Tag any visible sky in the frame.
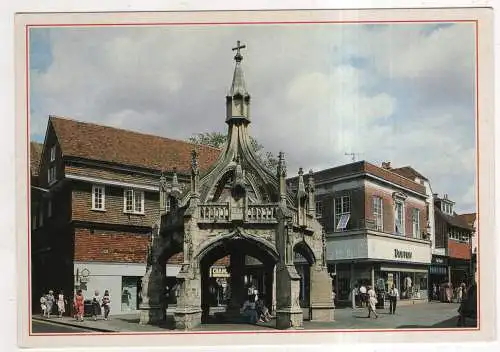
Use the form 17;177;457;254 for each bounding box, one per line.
29;22;476;213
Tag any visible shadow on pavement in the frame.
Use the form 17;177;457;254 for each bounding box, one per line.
397;316;478;329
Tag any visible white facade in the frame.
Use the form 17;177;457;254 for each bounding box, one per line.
74;262;181;316
327;232;431;265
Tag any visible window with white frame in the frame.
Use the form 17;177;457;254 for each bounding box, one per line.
372;196;383;231
315;201;322;218
47;166;56;184
50;146;56;162
48;199;52;218
92;185;105;210
412;208;420;238
334;195;351;231
394;200;404;235
124;189;144;214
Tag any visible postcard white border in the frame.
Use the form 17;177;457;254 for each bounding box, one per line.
11;5;497;351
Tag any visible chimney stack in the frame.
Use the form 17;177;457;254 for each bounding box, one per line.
381;161;391;169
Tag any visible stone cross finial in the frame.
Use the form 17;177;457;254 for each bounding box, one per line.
232;40;246;62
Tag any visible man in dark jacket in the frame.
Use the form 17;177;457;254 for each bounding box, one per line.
457;283;477;327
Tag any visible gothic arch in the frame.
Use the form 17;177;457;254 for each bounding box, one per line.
193;229;279;267
293;240;316;265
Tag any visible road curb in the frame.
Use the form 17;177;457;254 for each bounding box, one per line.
32;317;116;333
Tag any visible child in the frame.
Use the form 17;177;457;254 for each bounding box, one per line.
40;295;47;317
102;290;111;320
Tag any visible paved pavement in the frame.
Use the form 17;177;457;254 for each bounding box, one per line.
31;302;476;334
32;319;97;334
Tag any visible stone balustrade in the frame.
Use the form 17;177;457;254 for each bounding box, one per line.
199;203;230;221
246;203;278;222
197;202;279;223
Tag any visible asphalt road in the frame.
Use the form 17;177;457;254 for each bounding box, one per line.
32;319;95;334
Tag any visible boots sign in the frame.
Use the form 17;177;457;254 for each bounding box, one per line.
394;249;413;260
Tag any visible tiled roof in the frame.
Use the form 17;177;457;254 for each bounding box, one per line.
289;161;426;195
390;166;428;181
49;116;221;173
30;141;43;176
436;209;474;231
457;213;476;227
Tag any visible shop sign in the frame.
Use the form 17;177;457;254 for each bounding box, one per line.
432;256;447;265
210;266;230;278
394;249;412;260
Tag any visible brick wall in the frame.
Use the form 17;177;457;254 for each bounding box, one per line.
448;239;471;259
72;181;160;227
316;187;363;232
74;228;150;263
365;184;394;232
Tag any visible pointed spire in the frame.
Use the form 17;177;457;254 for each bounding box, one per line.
191;150;200;197
278;152;287;206
171;167;181;199
307;169;316;216
297;168;307;199
159;170;167;215
226;41;251;124
230;40;248;96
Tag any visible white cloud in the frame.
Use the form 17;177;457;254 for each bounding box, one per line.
29;23;476;212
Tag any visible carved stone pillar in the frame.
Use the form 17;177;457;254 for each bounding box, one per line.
275;264;303;329
174;264;202;330
309;263;335;322
139;265;164;325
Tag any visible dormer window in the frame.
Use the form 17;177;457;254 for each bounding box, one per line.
50;146;56;162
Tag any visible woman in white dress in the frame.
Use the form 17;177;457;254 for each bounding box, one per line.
57;290;67;318
367;286;378;319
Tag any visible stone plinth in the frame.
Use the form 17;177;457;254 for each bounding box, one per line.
174;307;203;330
310;303;335;322
139;304;163;325
276;308;304;329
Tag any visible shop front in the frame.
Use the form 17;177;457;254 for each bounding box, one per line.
429;255;449;289
327;232;431;304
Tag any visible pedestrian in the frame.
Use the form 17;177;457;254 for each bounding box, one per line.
45;290;55;318
351;285;359;309
367;286;378;319
388;285;399;314
240;294;259;324
75;289;84;321
91;290;102;321
446;282;453;303
102;290;111;320
39;294;47;317
57;290;67;318
432;283;438;301
359;284;367;307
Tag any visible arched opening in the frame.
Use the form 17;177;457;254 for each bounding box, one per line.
197;234;278;324
154;242;183;322
293;241;316;320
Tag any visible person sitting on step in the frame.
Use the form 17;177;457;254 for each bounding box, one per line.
255;297;273;322
240;294;259;324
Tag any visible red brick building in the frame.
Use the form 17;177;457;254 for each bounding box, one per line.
433;195;474;287
30;115;221;315
289;161;432;304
